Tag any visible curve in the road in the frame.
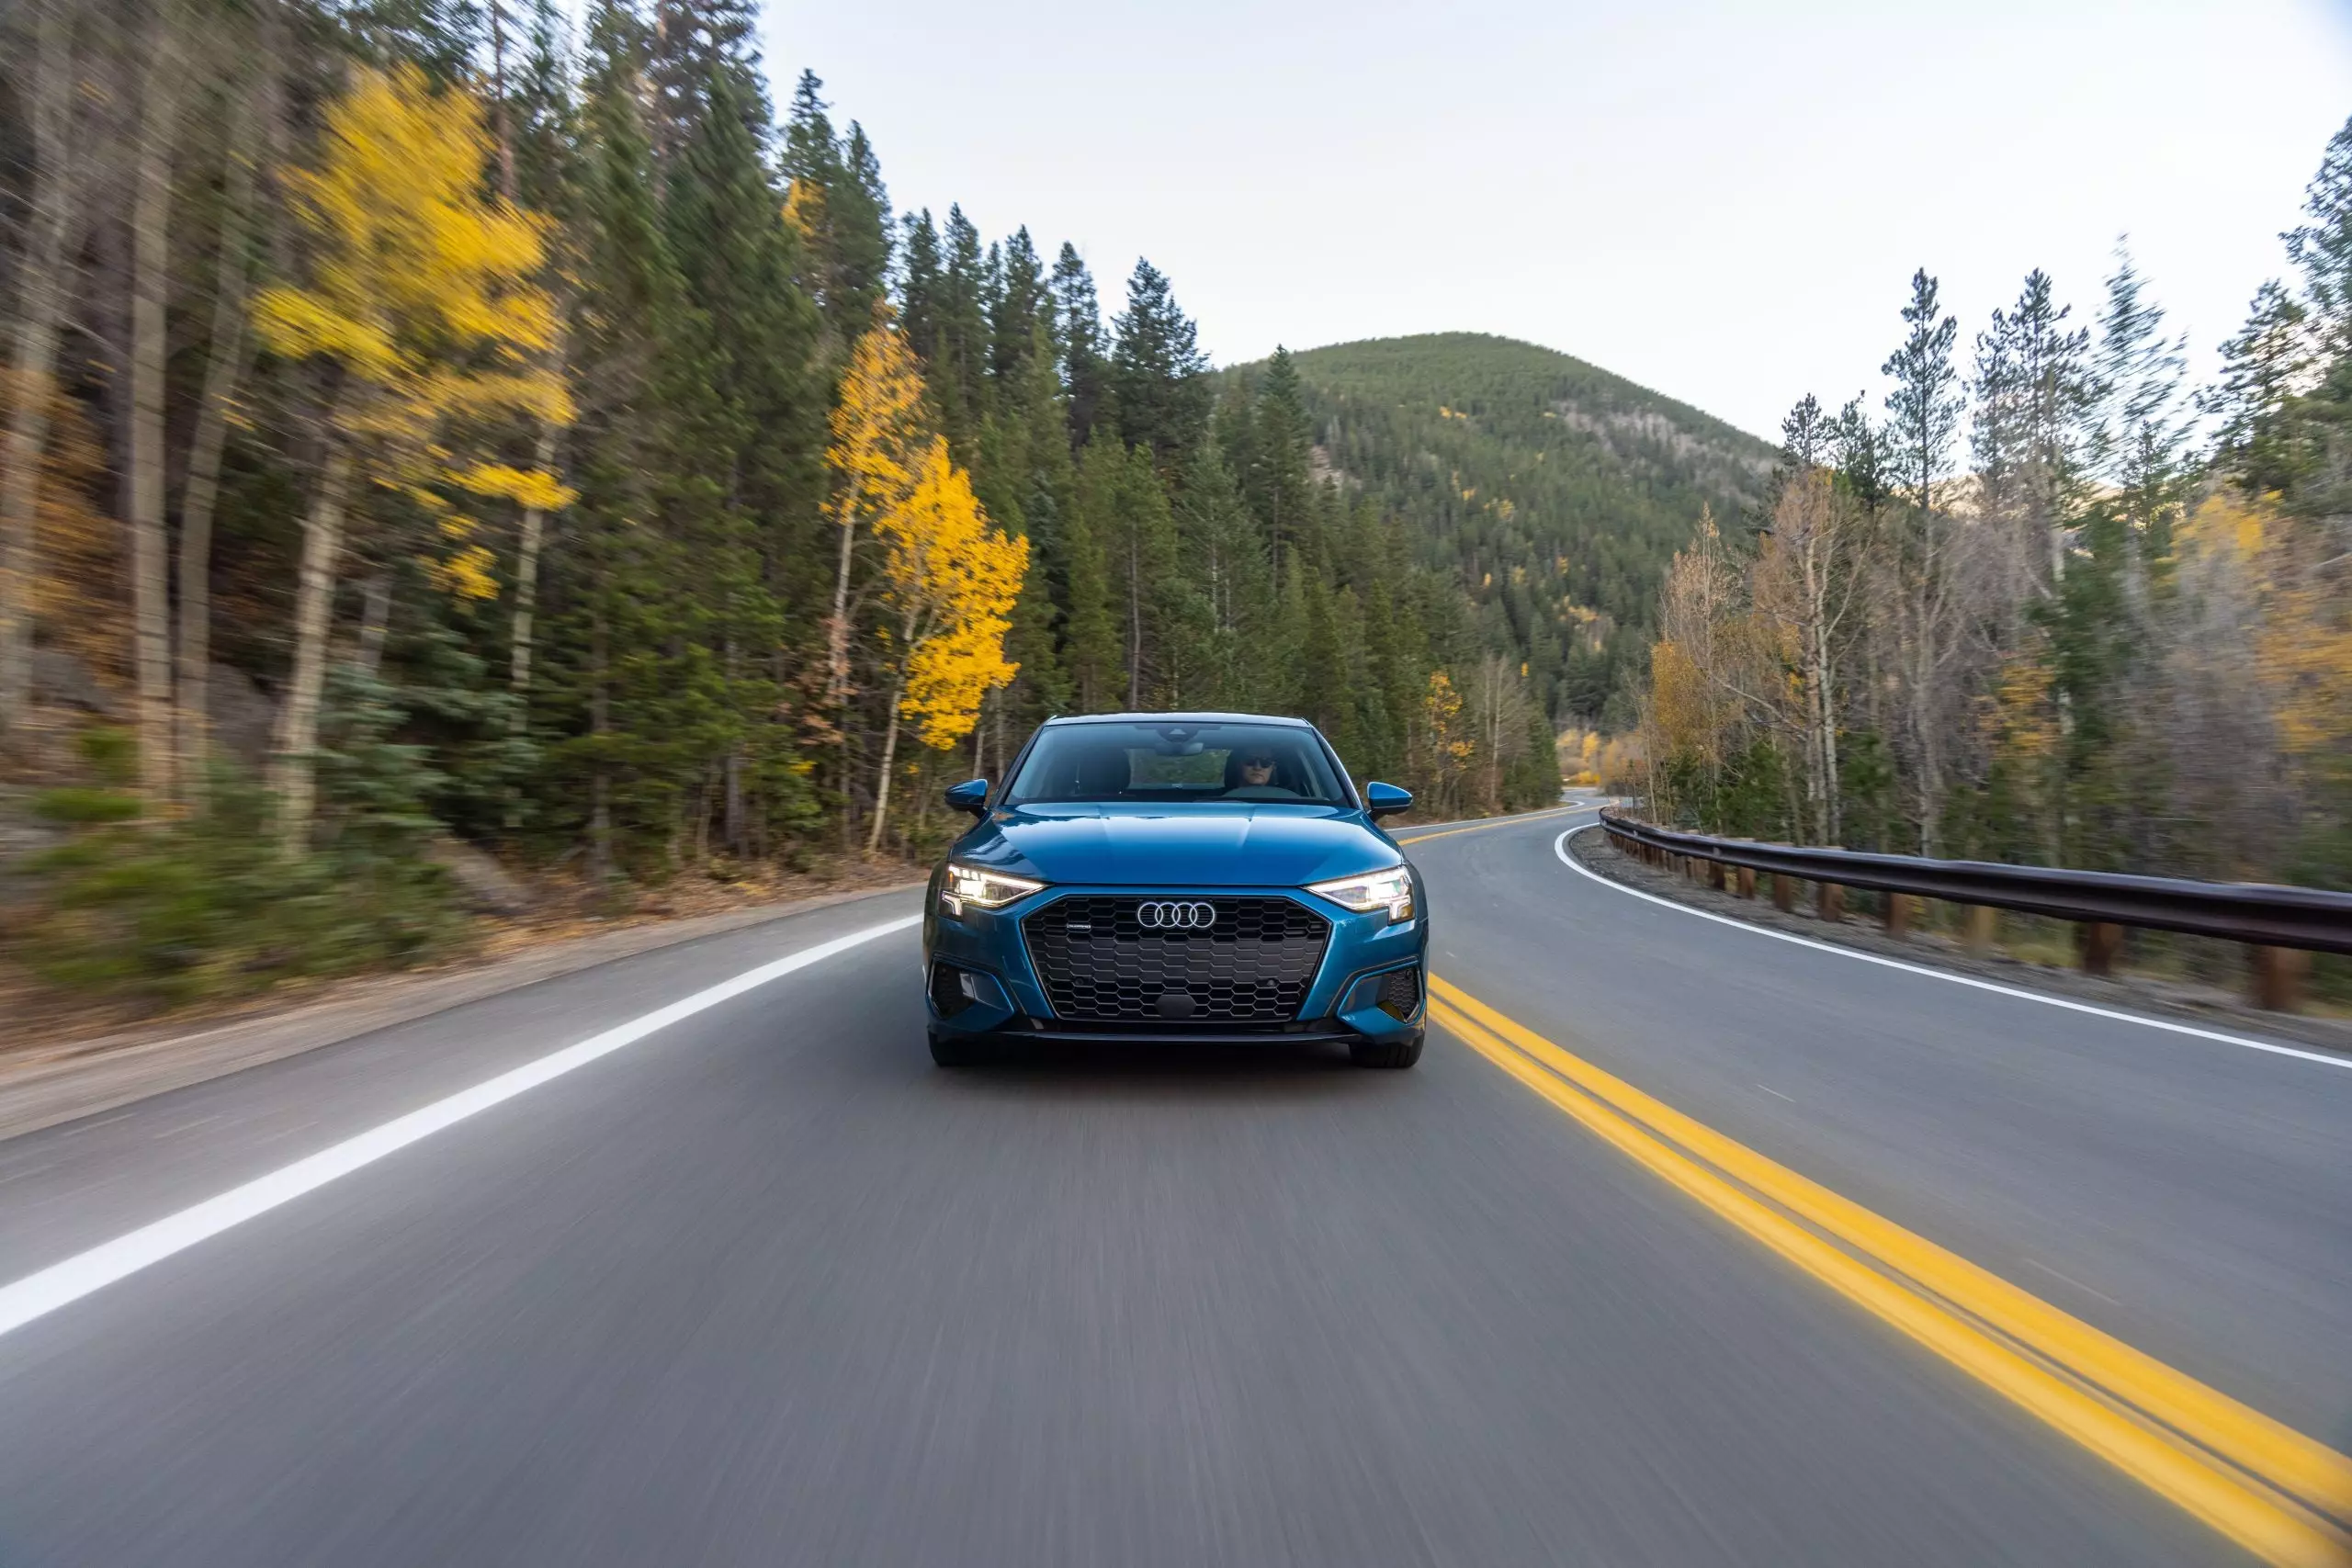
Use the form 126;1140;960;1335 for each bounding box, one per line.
1553;827;2352;1073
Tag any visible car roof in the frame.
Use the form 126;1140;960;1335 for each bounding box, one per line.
1041;712;1315;728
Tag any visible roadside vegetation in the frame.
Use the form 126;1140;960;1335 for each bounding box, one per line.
1632;124;2352;897
1620;125;2352;998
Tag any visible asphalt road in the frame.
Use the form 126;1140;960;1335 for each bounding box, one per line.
0;802;2346;1565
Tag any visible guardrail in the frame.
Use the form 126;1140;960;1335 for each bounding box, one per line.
1597;809;2352;1012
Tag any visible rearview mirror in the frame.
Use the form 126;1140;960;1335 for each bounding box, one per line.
944;778;989;818
1364;782;1412;819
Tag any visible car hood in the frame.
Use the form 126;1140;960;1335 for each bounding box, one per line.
956;802;1399;888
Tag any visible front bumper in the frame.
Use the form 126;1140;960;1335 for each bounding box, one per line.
922;880;1427;1044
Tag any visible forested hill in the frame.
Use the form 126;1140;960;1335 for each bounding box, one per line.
1260;334;1779;723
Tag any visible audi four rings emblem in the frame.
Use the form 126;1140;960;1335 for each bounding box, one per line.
1137;900;1217;931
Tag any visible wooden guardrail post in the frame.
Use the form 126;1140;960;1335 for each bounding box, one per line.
2250;946;2308;1012
1964;905;1996;955
1882;892;1910;939
1818;882;1844;922
1771;874;1792;912
1709;860;1727;892
1736;865;1756;899
2079;922;2122;977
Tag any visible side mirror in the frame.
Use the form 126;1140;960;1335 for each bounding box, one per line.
1364;782;1412;819
944;778;990;818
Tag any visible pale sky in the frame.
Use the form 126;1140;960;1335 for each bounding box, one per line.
765;0;2352;442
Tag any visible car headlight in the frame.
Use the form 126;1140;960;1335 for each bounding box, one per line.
1305;864;1415;922
940;863;1045;918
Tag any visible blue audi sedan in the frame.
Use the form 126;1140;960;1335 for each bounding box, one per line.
922;713;1428;1069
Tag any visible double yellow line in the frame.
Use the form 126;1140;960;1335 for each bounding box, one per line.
1429;976;2352;1567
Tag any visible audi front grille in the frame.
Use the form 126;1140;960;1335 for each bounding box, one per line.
1023;896;1331;1023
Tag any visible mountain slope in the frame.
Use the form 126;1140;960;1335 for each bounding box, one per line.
1284;333;1778;721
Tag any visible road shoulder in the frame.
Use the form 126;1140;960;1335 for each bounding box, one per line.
0;881;923;1144
1566;825;2352;1056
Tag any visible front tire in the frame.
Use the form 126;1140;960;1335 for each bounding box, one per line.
1349;1030;1423;1069
928;1028;989;1068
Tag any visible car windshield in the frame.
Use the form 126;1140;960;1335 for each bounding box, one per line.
1006;722;1351;806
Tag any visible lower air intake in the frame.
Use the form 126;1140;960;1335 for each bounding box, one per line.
1023;896;1330;1023
929;962;974;1019
1375;965;1422;1021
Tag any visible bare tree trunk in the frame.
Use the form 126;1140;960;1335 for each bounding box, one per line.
826;497;854;707
129;1;187;806
865;604;922;853
507;422;558;727
488;0;515;199
1811;613;1840;844
354;570;390;681
269;440;353;846
175;82;266;799
0;0;76;736
865;675;905;854
722;636;745;855
589;603;612;886
1125;522;1142;708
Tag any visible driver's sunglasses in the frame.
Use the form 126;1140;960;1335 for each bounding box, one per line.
1240;755;1275;767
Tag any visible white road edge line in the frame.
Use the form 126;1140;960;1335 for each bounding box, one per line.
1552;829;2352;1074
0;913;923;1343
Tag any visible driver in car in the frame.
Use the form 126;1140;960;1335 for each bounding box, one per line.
1227;747;1288;794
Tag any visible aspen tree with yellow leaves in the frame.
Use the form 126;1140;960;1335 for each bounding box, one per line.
253;64;571;845
864;437;1026;851
825;314;927;714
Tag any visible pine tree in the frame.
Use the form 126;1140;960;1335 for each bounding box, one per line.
645;0;766;160
1060;435;1125;710
553;3;689;878
984;320;1075;727
1108;258;1210;468
933;205;989;455
1250;345;1314;578
1881;269;1961;516
899;210;942;367
662;63;822;850
1976;270;2094;594
990;227;1049;386
778;74;890;338
1050;243;1107;450
2204;280;2310;494
1831;397;1887;513
2089;244;2188;562
1171;443;1263;708
835;124;892;324
1781;392;1831;470
341;0;488;84
2285;114;2352;358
